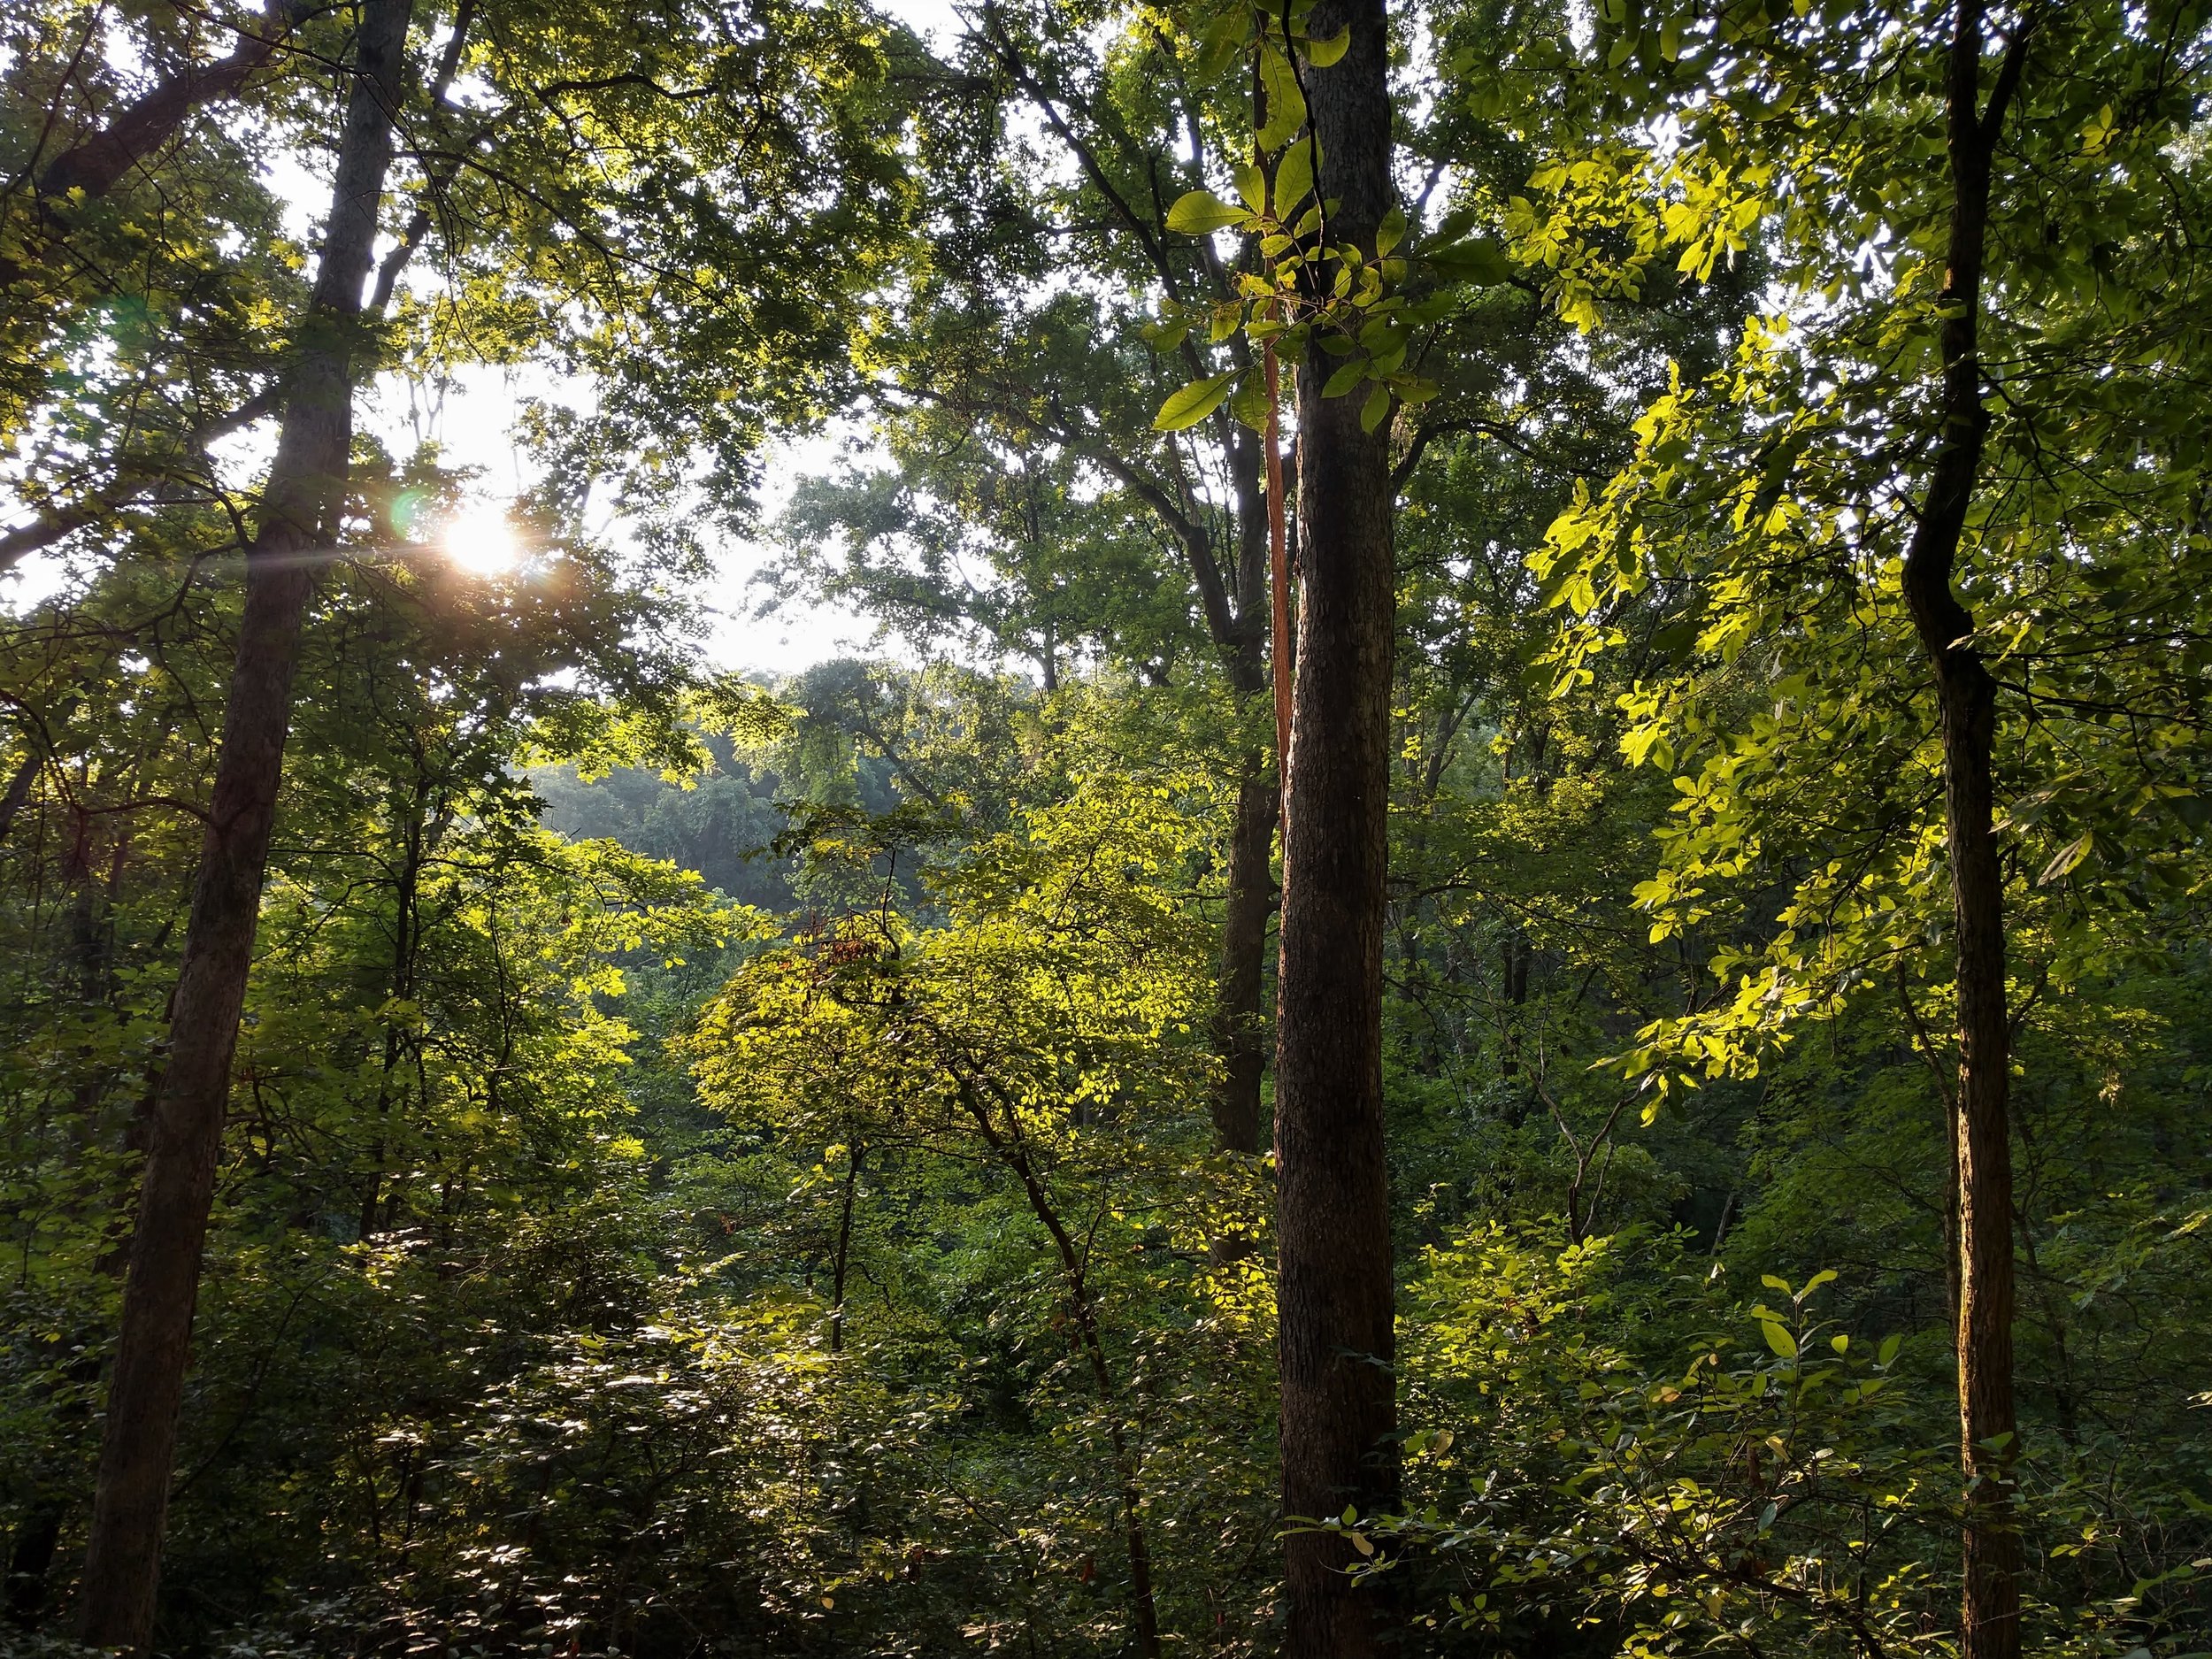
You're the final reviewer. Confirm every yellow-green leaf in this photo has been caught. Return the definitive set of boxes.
[1166,190,1250,235]
[1153,369,1241,431]
[1304,24,1350,65]
[1274,138,1314,219]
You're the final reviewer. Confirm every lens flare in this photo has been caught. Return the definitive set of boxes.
[442,503,520,576]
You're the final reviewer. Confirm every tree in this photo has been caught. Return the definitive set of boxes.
[1270,2,1402,1652]
[824,2,1298,1157]
[1523,0,2212,1649]
[78,3,419,1639]
[692,775,1229,1658]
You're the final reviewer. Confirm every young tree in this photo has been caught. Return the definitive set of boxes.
[1524,0,2212,1649]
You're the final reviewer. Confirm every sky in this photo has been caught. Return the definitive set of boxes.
[354,362,878,677]
[399,0,971,676]
[4,0,975,680]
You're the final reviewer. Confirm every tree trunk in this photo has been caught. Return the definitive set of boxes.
[76,3,415,1647]
[829,1141,862,1354]
[958,1076,1163,1659]
[1209,422,1280,1161]
[4,1502,63,1628]
[0,749,39,844]
[1213,754,1278,1158]
[1274,4,1400,1655]
[1895,8,2031,1658]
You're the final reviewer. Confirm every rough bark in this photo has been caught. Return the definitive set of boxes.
[1274,3,1401,1655]
[1894,7,2031,1658]
[76,3,415,1647]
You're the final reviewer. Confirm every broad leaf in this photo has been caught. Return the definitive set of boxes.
[1153,369,1241,431]
[1166,190,1250,235]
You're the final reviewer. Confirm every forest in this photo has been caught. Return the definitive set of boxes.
[2,0,2209,1655]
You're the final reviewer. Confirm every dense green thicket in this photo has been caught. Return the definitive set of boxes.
[3,0,2209,1654]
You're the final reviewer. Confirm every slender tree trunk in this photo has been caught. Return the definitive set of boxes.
[1211,424,1281,1161]
[361,780,428,1241]
[35,1,316,203]
[1213,754,1278,1158]
[959,1078,1162,1659]
[0,749,38,844]
[829,1141,863,1354]
[1895,8,2031,1658]
[1274,4,1400,1655]
[77,4,414,1646]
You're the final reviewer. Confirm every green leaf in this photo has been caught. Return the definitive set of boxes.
[1304,24,1350,65]
[1758,1318,1799,1360]
[1230,373,1273,431]
[1196,8,1251,76]
[1360,381,1392,432]
[1376,205,1406,257]
[1878,1333,1902,1367]
[1153,369,1241,431]
[1234,162,1267,214]
[1427,236,1512,287]
[1166,190,1250,235]
[1273,139,1315,219]
[1141,316,1192,353]
[1321,357,1370,398]
[1258,47,1307,150]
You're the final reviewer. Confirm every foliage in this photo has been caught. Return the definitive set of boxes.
[4,0,2211,1655]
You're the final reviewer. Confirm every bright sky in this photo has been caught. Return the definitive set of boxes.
[364,0,972,673]
[358,363,876,676]
[4,0,973,680]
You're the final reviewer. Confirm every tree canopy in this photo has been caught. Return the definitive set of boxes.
[3,0,2210,1655]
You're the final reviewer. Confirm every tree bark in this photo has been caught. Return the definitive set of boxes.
[76,3,415,1647]
[1274,3,1400,1655]
[1895,7,2031,1658]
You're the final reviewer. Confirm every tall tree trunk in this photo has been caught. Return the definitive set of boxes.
[1895,8,2031,1658]
[76,3,415,1646]
[1274,3,1400,1655]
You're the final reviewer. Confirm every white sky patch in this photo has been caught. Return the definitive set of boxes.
[5,0,983,679]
